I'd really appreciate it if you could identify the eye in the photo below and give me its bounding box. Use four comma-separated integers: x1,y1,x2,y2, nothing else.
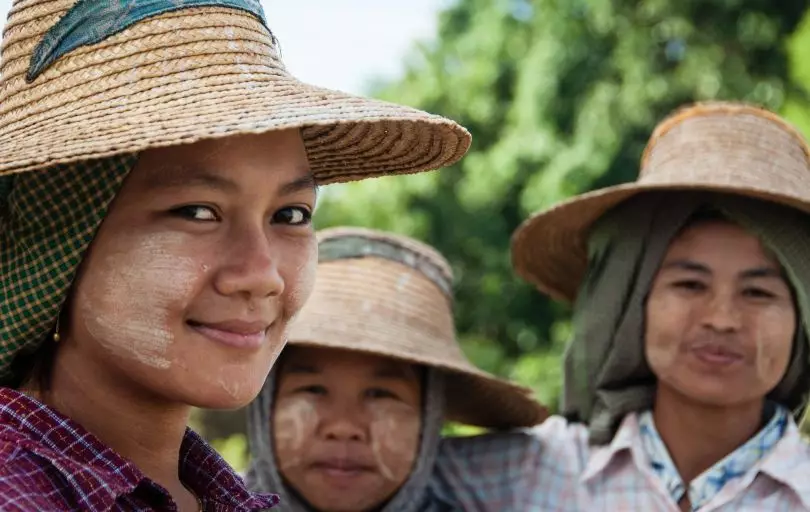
272,206,312,226
672,280,706,292
296,385,327,396
365,388,399,400
743,287,776,299
170,205,219,222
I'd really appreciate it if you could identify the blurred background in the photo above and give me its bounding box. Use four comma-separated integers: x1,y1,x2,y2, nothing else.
5,0,810,470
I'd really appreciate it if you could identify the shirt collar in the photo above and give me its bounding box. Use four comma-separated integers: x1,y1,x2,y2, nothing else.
582,406,810,510
0,388,277,510
637,405,788,511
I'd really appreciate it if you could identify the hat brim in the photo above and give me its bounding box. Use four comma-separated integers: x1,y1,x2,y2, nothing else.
0,71,470,184
511,181,810,303
287,339,549,429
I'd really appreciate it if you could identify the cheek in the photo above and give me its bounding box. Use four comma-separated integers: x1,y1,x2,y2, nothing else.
273,395,319,472
644,293,687,379
750,308,796,386
279,237,317,326
75,233,200,369
369,402,420,483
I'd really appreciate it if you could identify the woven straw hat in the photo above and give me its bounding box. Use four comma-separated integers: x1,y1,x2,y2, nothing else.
287,227,548,429
512,101,810,302
0,0,470,183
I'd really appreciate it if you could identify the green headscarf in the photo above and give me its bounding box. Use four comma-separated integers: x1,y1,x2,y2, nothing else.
561,191,810,445
0,156,135,385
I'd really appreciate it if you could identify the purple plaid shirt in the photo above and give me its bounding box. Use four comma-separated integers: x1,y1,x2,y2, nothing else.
0,388,278,511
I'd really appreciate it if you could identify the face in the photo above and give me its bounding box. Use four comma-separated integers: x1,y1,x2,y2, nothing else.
67,129,317,409
273,346,422,512
645,220,796,407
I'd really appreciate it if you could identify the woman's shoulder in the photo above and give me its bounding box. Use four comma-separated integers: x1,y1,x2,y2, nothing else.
435,415,590,478
0,435,73,510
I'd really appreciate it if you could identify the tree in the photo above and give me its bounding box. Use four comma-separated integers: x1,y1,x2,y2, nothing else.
313,0,810,413
199,0,810,451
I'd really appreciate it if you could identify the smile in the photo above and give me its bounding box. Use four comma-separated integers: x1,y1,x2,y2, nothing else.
187,319,270,349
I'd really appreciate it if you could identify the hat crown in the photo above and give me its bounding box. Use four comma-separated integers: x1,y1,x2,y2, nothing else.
636,103,810,198
291,227,466,367
0,0,282,155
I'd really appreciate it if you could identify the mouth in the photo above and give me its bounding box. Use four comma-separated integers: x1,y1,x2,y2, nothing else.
309,458,375,481
690,344,744,367
187,319,270,349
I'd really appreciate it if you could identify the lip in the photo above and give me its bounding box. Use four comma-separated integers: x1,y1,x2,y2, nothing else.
188,319,270,349
309,459,374,486
690,345,744,367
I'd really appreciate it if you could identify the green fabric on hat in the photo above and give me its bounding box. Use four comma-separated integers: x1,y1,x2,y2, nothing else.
561,191,810,445
0,156,135,385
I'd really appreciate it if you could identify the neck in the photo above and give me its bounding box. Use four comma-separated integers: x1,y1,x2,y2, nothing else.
29,342,192,500
652,384,765,484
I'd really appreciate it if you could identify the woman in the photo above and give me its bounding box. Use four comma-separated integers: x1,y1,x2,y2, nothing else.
0,2,469,511
246,227,548,511
507,102,810,510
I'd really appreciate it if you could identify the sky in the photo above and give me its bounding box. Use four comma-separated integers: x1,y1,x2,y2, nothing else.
0,0,448,95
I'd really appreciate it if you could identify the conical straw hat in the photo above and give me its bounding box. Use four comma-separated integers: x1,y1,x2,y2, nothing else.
511,102,810,302
0,0,470,182
287,227,548,429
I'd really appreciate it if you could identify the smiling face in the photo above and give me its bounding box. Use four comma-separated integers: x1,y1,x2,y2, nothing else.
273,346,422,512
64,129,318,409
645,219,797,407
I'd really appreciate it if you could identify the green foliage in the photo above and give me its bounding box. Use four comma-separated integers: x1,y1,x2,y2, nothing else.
313,0,810,414
211,433,250,473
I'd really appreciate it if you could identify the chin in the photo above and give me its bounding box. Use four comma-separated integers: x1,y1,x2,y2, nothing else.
170,369,268,410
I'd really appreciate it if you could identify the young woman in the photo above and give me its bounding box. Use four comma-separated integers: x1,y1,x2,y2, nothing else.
246,227,547,511
507,102,810,511
0,2,469,510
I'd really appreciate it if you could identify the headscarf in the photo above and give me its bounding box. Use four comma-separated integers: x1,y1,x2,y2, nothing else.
0,156,135,386
246,363,448,511
561,191,810,445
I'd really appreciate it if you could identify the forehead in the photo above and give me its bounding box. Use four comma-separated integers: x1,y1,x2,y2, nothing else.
280,346,420,381
665,220,775,266
125,130,313,191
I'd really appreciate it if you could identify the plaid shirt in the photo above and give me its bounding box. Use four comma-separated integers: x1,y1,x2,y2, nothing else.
0,388,278,511
638,406,788,511
432,414,810,511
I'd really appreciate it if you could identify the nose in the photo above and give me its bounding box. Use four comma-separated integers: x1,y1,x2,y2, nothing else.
213,223,285,299
319,403,368,443
701,291,742,333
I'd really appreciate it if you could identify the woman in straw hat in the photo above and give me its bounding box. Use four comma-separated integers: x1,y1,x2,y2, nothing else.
246,227,548,511
508,102,810,511
0,1,469,511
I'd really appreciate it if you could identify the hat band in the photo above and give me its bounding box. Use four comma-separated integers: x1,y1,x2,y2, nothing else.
28,0,268,82
319,236,453,299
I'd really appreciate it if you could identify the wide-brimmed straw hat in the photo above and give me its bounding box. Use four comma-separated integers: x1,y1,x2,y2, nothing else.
0,0,470,182
511,101,810,302
287,227,548,429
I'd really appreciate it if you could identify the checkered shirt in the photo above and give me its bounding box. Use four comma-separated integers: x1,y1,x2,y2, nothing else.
431,413,810,511
0,387,278,511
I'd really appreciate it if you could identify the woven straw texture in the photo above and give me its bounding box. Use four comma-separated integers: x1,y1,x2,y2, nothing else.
288,227,548,429
511,101,810,302
0,0,471,183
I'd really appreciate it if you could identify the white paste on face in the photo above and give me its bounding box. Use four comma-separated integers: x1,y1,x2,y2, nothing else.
78,234,197,369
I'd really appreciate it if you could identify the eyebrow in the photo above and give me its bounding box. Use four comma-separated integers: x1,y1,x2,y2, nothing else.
144,167,317,197
662,259,784,280
372,364,418,382
284,362,321,375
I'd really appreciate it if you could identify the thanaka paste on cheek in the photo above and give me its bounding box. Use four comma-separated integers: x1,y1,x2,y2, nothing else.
78,234,197,370
274,395,319,472
369,401,420,483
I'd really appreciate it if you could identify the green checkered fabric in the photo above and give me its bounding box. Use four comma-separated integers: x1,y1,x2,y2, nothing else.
0,155,135,385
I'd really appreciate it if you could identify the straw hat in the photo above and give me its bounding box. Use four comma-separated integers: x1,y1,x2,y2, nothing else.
0,0,470,183
287,227,548,429
511,101,810,302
